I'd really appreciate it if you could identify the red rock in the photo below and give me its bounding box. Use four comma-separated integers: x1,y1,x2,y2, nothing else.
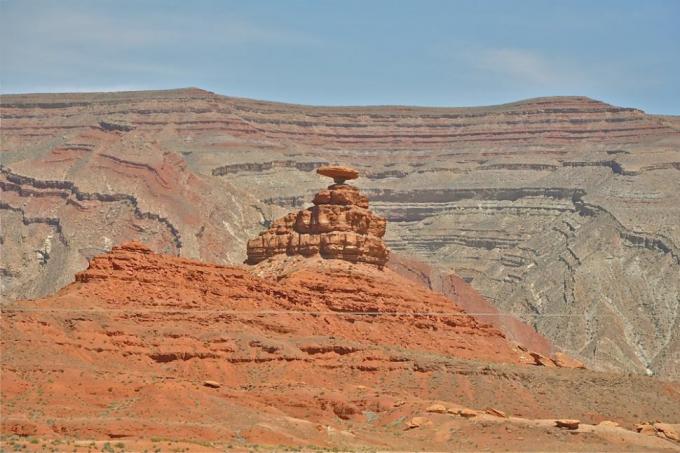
317,165,359,183
4,90,680,384
530,352,557,367
485,408,507,418
331,400,359,420
313,185,369,209
636,423,657,436
115,241,153,254
425,403,447,413
246,170,389,266
405,417,432,429
1,419,38,437
3,242,680,449
203,380,221,388
458,408,479,418
555,419,580,429
107,432,131,439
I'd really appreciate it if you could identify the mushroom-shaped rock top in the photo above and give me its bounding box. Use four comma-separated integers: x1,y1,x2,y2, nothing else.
317,165,359,183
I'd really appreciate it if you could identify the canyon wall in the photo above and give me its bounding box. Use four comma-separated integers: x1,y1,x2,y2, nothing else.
1,88,678,377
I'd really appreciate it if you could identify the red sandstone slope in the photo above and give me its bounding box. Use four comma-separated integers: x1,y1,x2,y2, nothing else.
4,242,527,371
2,243,680,451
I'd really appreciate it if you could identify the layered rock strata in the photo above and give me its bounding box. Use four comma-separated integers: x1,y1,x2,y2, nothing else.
1,243,678,449
246,167,389,266
1,88,679,378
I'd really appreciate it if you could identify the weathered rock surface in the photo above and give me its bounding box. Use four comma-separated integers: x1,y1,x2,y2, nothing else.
246,170,389,266
1,88,679,378
316,165,359,183
485,408,507,418
2,243,679,450
637,423,660,436
555,419,580,430
655,423,680,442
202,380,221,389
405,417,432,429
425,403,447,414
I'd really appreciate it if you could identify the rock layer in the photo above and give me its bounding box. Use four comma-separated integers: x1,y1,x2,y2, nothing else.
316,165,359,184
1,244,679,450
246,170,389,266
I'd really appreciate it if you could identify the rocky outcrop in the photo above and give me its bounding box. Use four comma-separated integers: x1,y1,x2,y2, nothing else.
246,167,389,266
2,242,679,449
555,419,580,430
316,165,359,183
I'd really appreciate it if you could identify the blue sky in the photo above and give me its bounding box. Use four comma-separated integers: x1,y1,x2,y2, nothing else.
1,0,679,113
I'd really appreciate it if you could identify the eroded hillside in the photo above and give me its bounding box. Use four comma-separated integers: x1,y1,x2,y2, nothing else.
2,242,679,451
1,88,679,377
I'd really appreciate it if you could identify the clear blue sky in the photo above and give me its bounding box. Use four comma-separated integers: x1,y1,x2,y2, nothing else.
1,0,679,113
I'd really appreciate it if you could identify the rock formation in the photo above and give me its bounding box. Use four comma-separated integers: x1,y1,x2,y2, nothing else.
2,242,679,450
316,165,359,183
1,88,679,378
246,166,389,266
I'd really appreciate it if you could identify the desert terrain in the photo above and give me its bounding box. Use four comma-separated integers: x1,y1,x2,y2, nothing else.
2,88,679,378
2,168,679,450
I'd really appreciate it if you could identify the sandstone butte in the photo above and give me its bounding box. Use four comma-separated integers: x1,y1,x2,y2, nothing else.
246,165,389,266
2,173,679,451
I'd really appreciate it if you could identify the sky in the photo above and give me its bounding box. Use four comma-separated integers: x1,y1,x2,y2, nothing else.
1,0,679,114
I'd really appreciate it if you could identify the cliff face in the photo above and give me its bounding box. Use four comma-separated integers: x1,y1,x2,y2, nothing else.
2,243,678,450
1,88,679,378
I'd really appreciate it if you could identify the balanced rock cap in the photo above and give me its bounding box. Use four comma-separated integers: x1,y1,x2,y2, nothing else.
317,165,359,184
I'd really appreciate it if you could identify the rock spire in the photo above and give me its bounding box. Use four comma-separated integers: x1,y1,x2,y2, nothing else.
246,166,389,266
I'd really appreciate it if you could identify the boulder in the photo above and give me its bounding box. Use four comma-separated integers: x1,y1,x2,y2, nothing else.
425,403,447,413
203,380,221,388
555,419,580,430
654,423,680,442
485,408,507,418
597,420,619,428
635,423,657,436
317,165,359,183
405,417,432,429
331,400,359,420
458,408,479,418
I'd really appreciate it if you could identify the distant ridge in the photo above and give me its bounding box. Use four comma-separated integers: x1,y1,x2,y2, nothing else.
0,86,645,113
